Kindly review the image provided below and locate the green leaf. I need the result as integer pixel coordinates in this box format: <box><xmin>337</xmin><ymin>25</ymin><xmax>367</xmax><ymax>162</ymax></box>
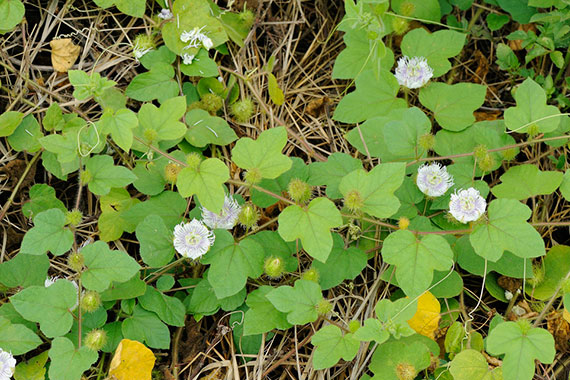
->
<box><xmin>492</xmin><ymin>164</ymin><xmax>563</xmax><ymax>200</ymax></box>
<box><xmin>0</xmin><ymin>111</ymin><xmax>24</xmax><ymax>137</ymax></box>
<box><xmin>401</xmin><ymin>28</ymin><xmax>466</xmax><ymax>77</ymax></box>
<box><xmin>81</xmin><ymin>241</ymin><xmax>141</xmax><ymax>292</ymax></box>
<box><xmin>353</xmin><ymin>318</ymin><xmax>390</xmax><ymax>343</ymax></box>
<box><xmin>177</xmin><ymin>158</ymin><xmax>229</xmax><ymax>213</ymax></box>
<box><xmin>266</xmin><ymin>280</ymin><xmax>323</xmax><ymax>325</ymax></box>
<box><xmin>383</xmin><ymin>107</ymin><xmax>431</xmax><ymax>157</ymax></box>
<box><xmin>374</xmin><ymin>297</ymin><xmax>418</xmax><ymax>338</ymax></box>
<box><xmin>20</xmin><ymin>209</ymin><xmax>74</xmax><ymax>256</ymax></box>
<box><xmin>450</xmin><ymin>349</ymin><xmax>503</xmax><ymax>380</ymax></box>
<box><xmin>382</xmin><ymin>230</ymin><xmax>454</xmax><ymax>296</ymax></box>
<box><xmin>308</xmin><ymin>153</ymin><xmax>363</xmax><ymax>199</ymax></box>
<box><xmin>487</xmin><ymin>13</ymin><xmax>510</xmax><ymax>31</ymax></box>
<box><xmin>487</xmin><ymin>321</ymin><xmax>554</xmax><ymax>380</ymax></box>
<box><xmin>313</xmin><ymin>234</ymin><xmax>367</xmax><ymax>290</ymax></box>
<box><xmin>268</xmin><ymin>73</ymin><xmax>285</xmax><ymax>105</ymax></box>
<box><xmin>138</xmin><ymin>286</ymin><xmax>186</xmax><ymax>326</ymax></box>
<box><xmin>121</xmin><ymin>305</ymin><xmax>171</xmax><ymax>349</ymax></box>
<box><xmin>392</xmin><ymin>0</ymin><xmax>441</xmax><ymax>21</ymax></box>
<box><xmin>43</xmin><ymin>103</ymin><xmax>65</xmax><ymax>131</ymax></box>
<box><xmin>243</xmin><ymin>286</ymin><xmax>292</xmax><ymax>336</ymax></box>
<box><xmin>504</xmin><ymin>78</ymin><xmax>561</xmax><ymax>134</ymax></box>
<box><xmin>0</xmin><ymin>0</ymin><xmax>25</xmax><ymax>32</ymax></box>
<box><xmin>419</xmin><ymin>82</ymin><xmax>486</xmax><ymax>131</ymax></box>
<box><xmin>251</xmin><ymin>157</ymin><xmax>309</xmax><ymax>207</ymax></box>
<box><xmin>139</xmin><ymin>45</ymin><xmax>176</xmax><ymax>71</ymax></box>
<box><xmin>22</xmin><ymin>184</ymin><xmax>66</xmax><ymax>220</ymax></box>
<box><xmin>14</xmin><ymin>351</ymin><xmax>48</xmax><ymax>380</ymax></box>
<box><xmin>0</xmin><ymin>317</ymin><xmax>42</xmax><ymax>355</ymax></box>
<box><xmin>125</xmin><ymin>63</ymin><xmax>178</xmax><ymax>102</ymax></box>
<box><xmin>232</xmin><ymin>127</ymin><xmax>292</xmax><ymax>179</ymax></box>
<box><xmin>0</xmin><ymin>253</ymin><xmax>49</xmax><ymax>288</ymax></box>
<box><xmin>368</xmin><ymin>340</ymin><xmax>431</xmax><ymax>380</ymax></box>
<box><xmin>249</xmin><ymin>230</ymin><xmax>298</xmax><ymax>272</ymax></box>
<box><xmin>338</xmin><ymin>163</ymin><xmax>406</xmax><ymax>219</ymax></box>
<box><xmin>84</xmin><ymin>155</ymin><xmax>137</xmax><ymax>196</ymax></box>
<box><xmin>278</xmin><ymin>197</ymin><xmax>342</xmax><ymax>262</ymax></box>
<box><xmin>98</xmin><ymin>108</ymin><xmax>138</xmax><ymax>152</ymax></box>
<box><xmin>135</xmin><ymin>96</ymin><xmax>187</xmax><ymax>145</ymax></box>
<box><xmin>219</xmin><ymin>11</ymin><xmax>249</xmax><ymax>47</ymax></box>
<box><xmin>48</xmin><ymin>337</ymin><xmax>98</xmax><ymax>380</ymax></box>
<box><xmin>186</xmin><ymin>278</ymin><xmax>221</xmax><ymax>316</ymax></box>
<box><xmin>528</xmin><ymin>245</ymin><xmax>570</xmax><ymax>300</ymax></box>
<box><xmin>93</xmin><ymin>0</ymin><xmax>146</xmax><ymax>17</ymax></box>
<box><xmin>184</xmin><ymin>109</ymin><xmax>238</xmax><ymax>147</ymax></box>
<box><xmin>202</xmin><ymin>230</ymin><xmax>265</xmax><ymax>298</ymax></box>
<box><xmin>10</xmin><ymin>280</ymin><xmax>78</xmax><ymax>337</ymax></box>
<box><xmin>497</xmin><ymin>0</ymin><xmax>537</xmax><ymax>23</ymax></box>
<box><xmin>311</xmin><ymin>325</ymin><xmax>359</xmax><ymax>370</ymax></box>
<box><xmin>332</xmin><ymin>70</ymin><xmax>406</xmax><ymax>123</ymax></box>
<box><xmin>136</xmin><ymin>215</ymin><xmax>175</xmax><ymax>267</ymax></box>
<box><xmin>68</xmin><ymin>70</ymin><xmax>116</xmax><ymax>100</ymax></box>
<box><xmin>470</xmin><ymin>199</ymin><xmax>545</xmax><ymax>262</ymax></box>
<box><xmin>98</xmin><ymin>188</ymin><xmax>140</xmax><ymax>242</ymax></box>
<box><xmin>100</xmin><ymin>274</ymin><xmax>147</xmax><ymax>301</ymax></box>
<box><xmin>7</xmin><ymin>114</ymin><xmax>43</xmax><ymax>152</ymax></box>
<box><xmin>122</xmin><ymin>191</ymin><xmax>186</xmax><ymax>230</ymax></box>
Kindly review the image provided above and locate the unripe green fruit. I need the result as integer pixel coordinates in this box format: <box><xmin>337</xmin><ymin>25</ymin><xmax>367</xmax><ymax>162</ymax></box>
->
<box><xmin>302</xmin><ymin>267</ymin><xmax>320</xmax><ymax>283</ymax></box>
<box><xmin>527</xmin><ymin>123</ymin><xmax>540</xmax><ymax>138</ymax></box>
<box><xmin>391</xmin><ymin>17</ymin><xmax>409</xmax><ymax>35</ymax></box>
<box><xmin>68</xmin><ymin>252</ymin><xmax>85</xmax><ymax>272</ymax></box>
<box><xmin>186</xmin><ymin>152</ymin><xmax>202</xmax><ymax>170</ymax></box>
<box><xmin>65</xmin><ymin>209</ymin><xmax>83</xmax><ymax>227</ymax></box>
<box><xmin>81</xmin><ymin>291</ymin><xmax>101</xmax><ymax>313</ymax></box>
<box><xmin>239</xmin><ymin>10</ymin><xmax>255</xmax><ymax>28</ymax></box>
<box><xmin>200</xmin><ymin>93</ymin><xmax>224</xmax><ymax>115</ymax></box>
<box><xmin>143</xmin><ymin>128</ymin><xmax>158</xmax><ymax>143</ymax></box>
<box><xmin>395</xmin><ymin>362</ymin><xmax>417</xmax><ymax>380</ymax></box>
<box><xmin>399</xmin><ymin>1</ymin><xmax>415</xmax><ymax>16</ymax></box>
<box><xmin>344</xmin><ymin>189</ymin><xmax>364</xmax><ymax>212</ymax></box>
<box><xmin>418</xmin><ymin>133</ymin><xmax>435</xmax><ymax>151</ymax></box>
<box><xmin>85</xmin><ymin>329</ymin><xmax>107</xmax><ymax>351</ymax></box>
<box><xmin>264</xmin><ymin>256</ymin><xmax>285</xmax><ymax>279</ymax></box>
<box><xmin>501</xmin><ymin>147</ymin><xmax>518</xmax><ymax>161</ymax></box>
<box><xmin>478</xmin><ymin>153</ymin><xmax>496</xmax><ymax>172</ymax></box>
<box><xmin>473</xmin><ymin>144</ymin><xmax>488</xmax><ymax>161</ymax></box>
<box><xmin>245</xmin><ymin>168</ymin><xmax>262</xmax><ymax>184</ymax></box>
<box><xmin>316</xmin><ymin>299</ymin><xmax>333</xmax><ymax>316</ymax></box>
<box><xmin>287</xmin><ymin>178</ymin><xmax>312</xmax><ymax>203</ymax></box>
<box><xmin>231</xmin><ymin>99</ymin><xmax>255</xmax><ymax>123</ymax></box>
<box><xmin>238</xmin><ymin>203</ymin><xmax>259</xmax><ymax>229</ymax></box>
<box><xmin>164</xmin><ymin>162</ymin><xmax>182</xmax><ymax>183</ymax></box>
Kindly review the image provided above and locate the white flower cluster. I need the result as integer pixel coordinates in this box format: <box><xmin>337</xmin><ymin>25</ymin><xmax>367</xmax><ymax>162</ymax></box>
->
<box><xmin>0</xmin><ymin>348</ymin><xmax>16</xmax><ymax>380</ymax></box>
<box><xmin>180</xmin><ymin>26</ymin><xmax>214</xmax><ymax>51</ymax></box>
<box><xmin>416</xmin><ymin>163</ymin><xmax>487</xmax><ymax>223</ymax></box>
<box><xmin>395</xmin><ymin>56</ymin><xmax>434</xmax><ymax>89</ymax></box>
<box><xmin>173</xmin><ymin>195</ymin><xmax>241</xmax><ymax>259</ymax></box>
<box><xmin>157</xmin><ymin>8</ymin><xmax>173</xmax><ymax>20</ymax></box>
<box><xmin>132</xmin><ymin>42</ymin><xmax>152</xmax><ymax>61</ymax></box>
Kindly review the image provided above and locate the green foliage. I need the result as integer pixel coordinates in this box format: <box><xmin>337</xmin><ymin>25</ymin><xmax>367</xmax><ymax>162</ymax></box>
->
<box><xmin>48</xmin><ymin>337</ymin><xmax>98</xmax><ymax>380</ymax></box>
<box><xmin>177</xmin><ymin>157</ymin><xmax>229</xmax><ymax>212</ymax></box>
<box><xmin>136</xmin><ymin>215</ymin><xmax>175</xmax><ymax>267</ymax></box>
<box><xmin>0</xmin><ymin>0</ymin><xmax>25</xmax><ymax>33</ymax></box>
<box><xmin>68</xmin><ymin>70</ymin><xmax>116</xmax><ymax>100</ymax></box>
<box><xmin>184</xmin><ymin>109</ymin><xmax>238</xmax><ymax>147</ymax></box>
<box><xmin>0</xmin><ymin>111</ymin><xmax>24</xmax><ymax>137</ymax></box>
<box><xmin>392</xmin><ymin>0</ymin><xmax>441</xmax><ymax>22</ymax></box>
<box><xmin>492</xmin><ymin>164</ymin><xmax>563</xmax><ymax>199</ymax></box>
<box><xmin>309</xmin><ymin>153</ymin><xmax>362</xmax><ymax>199</ymax></box>
<box><xmin>93</xmin><ymin>0</ymin><xmax>146</xmax><ymax>17</ymax></box>
<box><xmin>138</xmin><ymin>286</ymin><xmax>186</xmax><ymax>326</ymax></box>
<box><xmin>311</xmin><ymin>325</ymin><xmax>359</xmax><ymax>370</ymax></box>
<box><xmin>97</xmin><ymin>108</ymin><xmax>138</xmax><ymax>152</ymax></box>
<box><xmin>7</xmin><ymin>114</ymin><xmax>43</xmax><ymax>152</ymax></box>
<box><xmin>83</xmin><ymin>155</ymin><xmax>137</xmax><ymax>196</ymax></box>
<box><xmin>528</xmin><ymin>245</ymin><xmax>570</xmax><ymax>300</ymax></box>
<box><xmin>134</xmin><ymin>96</ymin><xmax>187</xmax><ymax>146</ymax></box>
<box><xmin>121</xmin><ymin>305</ymin><xmax>171</xmax><ymax>349</ymax></box>
<box><xmin>487</xmin><ymin>321</ymin><xmax>555</xmax><ymax>380</ymax></box>
<box><xmin>0</xmin><ymin>253</ymin><xmax>49</xmax><ymax>288</ymax></box>
<box><xmin>449</xmin><ymin>349</ymin><xmax>503</xmax><ymax>380</ymax></box>
<box><xmin>20</xmin><ymin>209</ymin><xmax>74</xmax><ymax>256</ymax></box>
<box><xmin>243</xmin><ymin>286</ymin><xmax>292</xmax><ymax>336</ymax></box>
<box><xmin>368</xmin><ymin>340</ymin><xmax>431</xmax><ymax>380</ymax></box>
<box><xmin>0</xmin><ymin>316</ymin><xmax>42</xmax><ymax>355</ymax></box>
<box><xmin>266</xmin><ymin>280</ymin><xmax>323</xmax><ymax>325</ymax></box>
<box><xmin>14</xmin><ymin>351</ymin><xmax>48</xmax><ymax>380</ymax></box>
<box><xmin>126</xmin><ymin>63</ymin><xmax>179</xmax><ymax>102</ymax></box>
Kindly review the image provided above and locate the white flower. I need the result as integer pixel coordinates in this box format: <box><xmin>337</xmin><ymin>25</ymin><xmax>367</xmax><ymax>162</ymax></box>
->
<box><xmin>201</xmin><ymin>195</ymin><xmax>242</xmax><ymax>230</ymax></box>
<box><xmin>504</xmin><ymin>290</ymin><xmax>513</xmax><ymax>301</ymax></box>
<box><xmin>200</xmin><ymin>35</ymin><xmax>214</xmax><ymax>50</ymax></box>
<box><xmin>173</xmin><ymin>219</ymin><xmax>215</xmax><ymax>259</ymax></box>
<box><xmin>133</xmin><ymin>44</ymin><xmax>152</xmax><ymax>61</ymax></box>
<box><xmin>182</xmin><ymin>53</ymin><xmax>195</xmax><ymax>65</ymax></box>
<box><xmin>180</xmin><ymin>26</ymin><xmax>213</xmax><ymax>50</ymax></box>
<box><xmin>449</xmin><ymin>187</ymin><xmax>487</xmax><ymax>223</ymax></box>
<box><xmin>416</xmin><ymin>163</ymin><xmax>454</xmax><ymax>197</ymax></box>
<box><xmin>0</xmin><ymin>349</ymin><xmax>16</xmax><ymax>380</ymax></box>
<box><xmin>158</xmin><ymin>8</ymin><xmax>173</xmax><ymax>19</ymax></box>
<box><xmin>394</xmin><ymin>56</ymin><xmax>434</xmax><ymax>89</ymax></box>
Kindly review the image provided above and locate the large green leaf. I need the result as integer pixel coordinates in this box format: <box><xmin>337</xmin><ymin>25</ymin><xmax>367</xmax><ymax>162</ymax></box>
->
<box><xmin>138</xmin><ymin>286</ymin><xmax>186</xmax><ymax>326</ymax></box>
<box><xmin>14</xmin><ymin>351</ymin><xmax>48</xmax><ymax>380</ymax></box>
<box><xmin>332</xmin><ymin>70</ymin><xmax>406</xmax><ymax>123</ymax></box>
<box><xmin>0</xmin><ymin>111</ymin><xmax>24</xmax><ymax>137</ymax></box>
<box><xmin>392</xmin><ymin>0</ymin><xmax>441</xmax><ymax>22</ymax></box>
<box><xmin>125</xmin><ymin>63</ymin><xmax>178</xmax><ymax>102</ymax></box>
<box><xmin>311</xmin><ymin>325</ymin><xmax>359</xmax><ymax>370</ymax></box>
<box><xmin>0</xmin><ymin>253</ymin><xmax>49</xmax><ymax>288</ymax></box>
<box><xmin>401</xmin><ymin>28</ymin><xmax>466</xmax><ymax>77</ymax></box>
<box><xmin>266</xmin><ymin>280</ymin><xmax>323</xmax><ymax>325</ymax></box>
<box><xmin>487</xmin><ymin>321</ymin><xmax>554</xmax><ymax>380</ymax></box>
<box><xmin>135</xmin><ymin>96</ymin><xmax>187</xmax><ymax>146</ymax></box>
<box><xmin>81</xmin><ymin>241</ymin><xmax>141</xmax><ymax>292</ymax></box>
<box><xmin>22</xmin><ymin>184</ymin><xmax>66</xmax><ymax>220</ymax></box>
<box><xmin>338</xmin><ymin>163</ymin><xmax>406</xmax><ymax>219</ymax></box>
<box><xmin>492</xmin><ymin>164</ymin><xmax>563</xmax><ymax>200</ymax></box>
<box><xmin>251</xmin><ymin>157</ymin><xmax>310</xmax><ymax>207</ymax></box>
<box><xmin>368</xmin><ymin>339</ymin><xmax>431</xmax><ymax>380</ymax></box>
<box><xmin>504</xmin><ymin>78</ymin><xmax>560</xmax><ymax>134</ymax></box>
<box><xmin>0</xmin><ymin>0</ymin><xmax>25</xmax><ymax>32</ymax></box>
<box><xmin>381</xmin><ymin>230</ymin><xmax>454</xmax><ymax>296</ymax></box>
<box><xmin>121</xmin><ymin>305</ymin><xmax>171</xmax><ymax>349</ymax></box>
<box><xmin>176</xmin><ymin>158</ymin><xmax>229</xmax><ymax>213</ymax></box>
<box><xmin>309</xmin><ymin>152</ymin><xmax>363</xmax><ymax>199</ymax></box>
<box><xmin>10</xmin><ymin>280</ymin><xmax>78</xmax><ymax>337</ymax></box>
<box><xmin>470</xmin><ymin>199</ymin><xmax>545</xmax><ymax>262</ymax></box>
<box><xmin>98</xmin><ymin>188</ymin><xmax>140</xmax><ymax>242</ymax></box>
<box><xmin>243</xmin><ymin>286</ymin><xmax>292</xmax><ymax>336</ymax></box>
<box><xmin>20</xmin><ymin>209</ymin><xmax>74</xmax><ymax>256</ymax></box>
<box><xmin>97</xmin><ymin>108</ymin><xmax>138</xmax><ymax>152</ymax></box>
<box><xmin>419</xmin><ymin>82</ymin><xmax>486</xmax><ymax>131</ymax></box>
<box><xmin>48</xmin><ymin>337</ymin><xmax>98</xmax><ymax>380</ymax></box>
<box><xmin>84</xmin><ymin>155</ymin><xmax>137</xmax><ymax>196</ymax></box>
<box><xmin>8</xmin><ymin>114</ymin><xmax>43</xmax><ymax>152</ymax></box>
<box><xmin>122</xmin><ymin>191</ymin><xmax>186</xmax><ymax>230</ymax></box>
<box><xmin>383</xmin><ymin>107</ymin><xmax>431</xmax><ymax>158</ymax></box>
<box><xmin>184</xmin><ymin>109</ymin><xmax>238</xmax><ymax>147</ymax></box>
<box><xmin>277</xmin><ymin>197</ymin><xmax>342</xmax><ymax>262</ymax></box>
<box><xmin>136</xmin><ymin>214</ymin><xmax>175</xmax><ymax>267</ymax></box>
<box><xmin>0</xmin><ymin>316</ymin><xmax>42</xmax><ymax>355</ymax></box>
<box><xmin>231</xmin><ymin>127</ymin><xmax>292</xmax><ymax>179</ymax></box>
<box><xmin>201</xmin><ymin>230</ymin><xmax>265</xmax><ymax>298</ymax></box>
<box><xmin>450</xmin><ymin>349</ymin><xmax>503</xmax><ymax>380</ymax></box>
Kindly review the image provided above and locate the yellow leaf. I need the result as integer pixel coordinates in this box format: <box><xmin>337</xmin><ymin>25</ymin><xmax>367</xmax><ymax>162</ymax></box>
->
<box><xmin>563</xmin><ymin>309</ymin><xmax>570</xmax><ymax>324</ymax></box>
<box><xmin>50</xmin><ymin>38</ymin><xmax>80</xmax><ymax>73</ymax></box>
<box><xmin>268</xmin><ymin>73</ymin><xmax>284</xmax><ymax>105</ymax></box>
<box><xmin>108</xmin><ymin>339</ymin><xmax>155</xmax><ymax>380</ymax></box>
<box><xmin>407</xmin><ymin>291</ymin><xmax>441</xmax><ymax>339</ymax></box>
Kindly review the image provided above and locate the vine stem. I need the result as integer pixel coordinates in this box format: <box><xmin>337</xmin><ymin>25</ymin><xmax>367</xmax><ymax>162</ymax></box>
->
<box><xmin>0</xmin><ymin>151</ymin><xmax>41</xmax><ymax>222</ymax></box>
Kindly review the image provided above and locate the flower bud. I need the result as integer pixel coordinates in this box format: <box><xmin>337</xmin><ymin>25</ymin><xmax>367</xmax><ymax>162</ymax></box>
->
<box><xmin>264</xmin><ymin>256</ymin><xmax>285</xmax><ymax>279</ymax></box>
<box><xmin>418</xmin><ymin>133</ymin><xmax>435</xmax><ymax>151</ymax></box>
<box><xmin>186</xmin><ymin>152</ymin><xmax>202</xmax><ymax>170</ymax></box>
<box><xmin>398</xmin><ymin>217</ymin><xmax>410</xmax><ymax>230</ymax></box>
<box><xmin>391</xmin><ymin>17</ymin><xmax>409</xmax><ymax>35</ymax></box>
<box><xmin>344</xmin><ymin>189</ymin><xmax>364</xmax><ymax>212</ymax></box>
<box><xmin>316</xmin><ymin>299</ymin><xmax>333</xmax><ymax>316</ymax></box>
<box><xmin>231</xmin><ymin>99</ymin><xmax>255</xmax><ymax>123</ymax></box>
<box><xmin>81</xmin><ymin>291</ymin><xmax>101</xmax><ymax>313</ymax></box>
<box><xmin>164</xmin><ymin>162</ymin><xmax>182</xmax><ymax>183</ymax></box>
<box><xmin>287</xmin><ymin>178</ymin><xmax>312</xmax><ymax>203</ymax></box>
<box><xmin>65</xmin><ymin>209</ymin><xmax>83</xmax><ymax>227</ymax></box>
<box><xmin>238</xmin><ymin>203</ymin><xmax>259</xmax><ymax>229</ymax></box>
<box><xmin>301</xmin><ymin>267</ymin><xmax>320</xmax><ymax>283</ymax></box>
<box><xmin>68</xmin><ymin>252</ymin><xmax>85</xmax><ymax>273</ymax></box>
<box><xmin>85</xmin><ymin>329</ymin><xmax>107</xmax><ymax>351</ymax></box>
<box><xmin>478</xmin><ymin>153</ymin><xmax>496</xmax><ymax>172</ymax></box>
<box><xmin>244</xmin><ymin>168</ymin><xmax>262</xmax><ymax>184</ymax></box>
<box><xmin>200</xmin><ymin>93</ymin><xmax>223</xmax><ymax>115</ymax></box>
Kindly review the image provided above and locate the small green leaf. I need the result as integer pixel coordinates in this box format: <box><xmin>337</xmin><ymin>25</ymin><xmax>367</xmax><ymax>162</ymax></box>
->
<box><xmin>232</xmin><ymin>127</ymin><xmax>292</xmax><ymax>180</ymax></box>
<box><xmin>419</xmin><ymin>82</ymin><xmax>486</xmax><ymax>131</ymax></box>
<box><xmin>332</xmin><ymin>70</ymin><xmax>406</xmax><ymax>123</ymax></box>
<box><xmin>266</xmin><ymin>280</ymin><xmax>323</xmax><ymax>325</ymax></box>
<box><xmin>492</xmin><ymin>164</ymin><xmax>563</xmax><ymax>200</ymax></box>
<box><xmin>0</xmin><ymin>253</ymin><xmax>49</xmax><ymax>288</ymax></box>
<box><xmin>375</xmin><ymin>297</ymin><xmax>418</xmax><ymax>338</ymax></box>
<box><xmin>48</xmin><ymin>337</ymin><xmax>98</xmax><ymax>380</ymax></box>
<box><xmin>382</xmin><ymin>230</ymin><xmax>454</xmax><ymax>296</ymax></box>
<box><xmin>450</xmin><ymin>349</ymin><xmax>503</xmax><ymax>380</ymax></box>
<box><xmin>339</xmin><ymin>162</ymin><xmax>405</xmax><ymax>219</ymax></box>
<box><xmin>43</xmin><ymin>103</ymin><xmax>65</xmax><ymax>131</ymax></box>
<box><xmin>487</xmin><ymin>13</ymin><xmax>510</xmax><ymax>31</ymax></box>
<box><xmin>11</xmin><ymin>280</ymin><xmax>78</xmax><ymax>337</ymax></box>
<box><xmin>268</xmin><ymin>73</ymin><xmax>284</xmax><ymax>105</ymax></box>
<box><xmin>202</xmin><ymin>230</ymin><xmax>265</xmax><ymax>298</ymax></box>
<box><xmin>353</xmin><ymin>318</ymin><xmax>390</xmax><ymax>343</ymax></box>
<box><xmin>528</xmin><ymin>245</ymin><xmax>570</xmax><ymax>300</ymax></box>
<box><xmin>14</xmin><ymin>351</ymin><xmax>48</xmax><ymax>380</ymax></box>
<box><xmin>68</xmin><ymin>70</ymin><xmax>116</xmax><ymax>100</ymax></box>
<box><xmin>369</xmin><ymin>340</ymin><xmax>431</xmax><ymax>380</ymax></box>
<box><xmin>98</xmin><ymin>108</ymin><xmax>138</xmax><ymax>152</ymax></box>
<box><xmin>243</xmin><ymin>286</ymin><xmax>292</xmax><ymax>336</ymax></box>
<box><xmin>98</xmin><ymin>188</ymin><xmax>140</xmax><ymax>242</ymax></box>
<box><xmin>20</xmin><ymin>209</ymin><xmax>74</xmax><ymax>256</ymax></box>
<box><xmin>121</xmin><ymin>305</ymin><xmax>171</xmax><ymax>349</ymax></box>
<box><xmin>0</xmin><ymin>317</ymin><xmax>42</xmax><ymax>355</ymax></box>
<box><xmin>401</xmin><ymin>28</ymin><xmax>466</xmax><ymax>77</ymax></box>
<box><xmin>138</xmin><ymin>286</ymin><xmax>186</xmax><ymax>326</ymax></box>
<box><xmin>504</xmin><ymin>78</ymin><xmax>560</xmax><ymax>134</ymax></box>
<box><xmin>84</xmin><ymin>155</ymin><xmax>137</xmax><ymax>196</ymax></box>
<box><xmin>0</xmin><ymin>0</ymin><xmax>25</xmax><ymax>32</ymax></box>
<box><xmin>497</xmin><ymin>0</ymin><xmax>537</xmax><ymax>23</ymax></box>
<box><xmin>184</xmin><ymin>109</ymin><xmax>238</xmax><ymax>147</ymax></box>
<box><xmin>177</xmin><ymin>158</ymin><xmax>229</xmax><ymax>213</ymax></box>
<box><xmin>136</xmin><ymin>214</ymin><xmax>175</xmax><ymax>267</ymax></box>
<box><xmin>487</xmin><ymin>321</ymin><xmax>554</xmax><ymax>380</ymax></box>
<box><xmin>135</xmin><ymin>96</ymin><xmax>187</xmax><ymax>145</ymax></box>
<box><xmin>81</xmin><ymin>241</ymin><xmax>141</xmax><ymax>292</ymax></box>
<box><xmin>470</xmin><ymin>199</ymin><xmax>545</xmax><ymax>262</ymax></box>
<box><xmin>383</xmin><ymin>107</ymin><xmax>431</xmax><ymax>158</ymax></box>
<box><xmin>122</xmin><ymin>191</ymin><xmax>186</xmax><ymax>230</ymax></box>
<box><xmin>278</xmin><ymin>197</ymin><xmax>342</xmax><ymax>262</ymax></box>
<box><xmin>311</xmin><ymin>325</ymin><xmax>359</xmax><ymax>370</ymax></box>
<box><xmin>126</xmin><ymin>63</ymin><xmax>178</xmax><ymax>102</ymax></box>
<box><xmin>0</xmin><ymin>111</ymin><xmax>24</xmax><ymax>137</ymax></box>
<box><xmin>309</xmin><ymin>153</ymin><xmax>363</xmax><ymax>199</ymax></box>
<box><xmin>22</xmin><ymin>184</ymin><xmax>66</xmax><ymax>220</ymax></box>
<box><xmin>7</xmin><ymin>114</ymin><xmax>43</xmax><ymax>152</ymax></box>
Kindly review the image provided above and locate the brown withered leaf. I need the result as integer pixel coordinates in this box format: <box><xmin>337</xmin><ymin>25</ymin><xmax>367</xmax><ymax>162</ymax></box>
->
<box><xmin>306</xmin><ymin>96</ymin><xmax>330</xmax><ymax>117</ymax></box>
<box><xmin>474</xmin><ymin>111</ymin><xmax>501</xmax><ymax>121</ymax></box>
<box><xmin>547</xmin><ymin>311</ymin><xmax>570</xmax><ymax>352</ymax></box>
<box><xmin>472</xmin><ymin>50</ymin><xmax>489</xmax><ymax>83</ymax></box>
<box><xmin>509</xmin><ymin>24</ymin><xmax>536</xmax><ymax>51</ymax></box>
<box><xmin>50</xmin><ymin>38</ymin><xmax>80</xmax><ymax>72</ymax></box>
<box><xmin>497</xmin><ymin>276</ymin><xmax>522</xmax><ymax>293</ymax></box>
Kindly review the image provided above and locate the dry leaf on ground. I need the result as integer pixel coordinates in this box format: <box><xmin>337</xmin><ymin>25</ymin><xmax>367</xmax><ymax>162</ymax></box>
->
<box><xmin>50</xmin><ymin>38</ymin><xmax>80</xmax><ymax>72</ymax></box>
<box><xmin>108</xmin><ymin>339</ymin><xmax>156</xmax><ymax>380</ymax></box>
